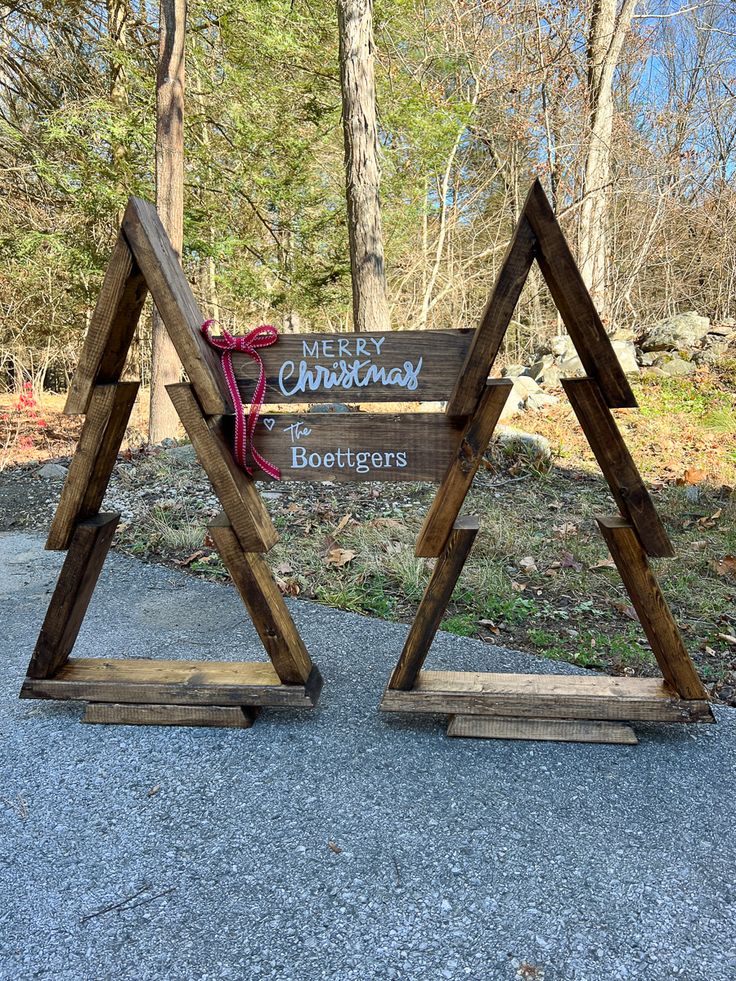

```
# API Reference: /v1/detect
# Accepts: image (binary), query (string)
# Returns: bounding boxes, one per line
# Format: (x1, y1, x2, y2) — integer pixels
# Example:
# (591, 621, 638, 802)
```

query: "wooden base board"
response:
(21, 658, 323, 709)
(82, 703, 259, 728)
(381, 671, 715, 724)
(447, 714, 638, 744)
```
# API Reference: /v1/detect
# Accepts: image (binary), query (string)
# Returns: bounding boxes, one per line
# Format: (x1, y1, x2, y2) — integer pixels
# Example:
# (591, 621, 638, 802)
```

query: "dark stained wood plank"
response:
(247, 410, 465, 483)
(524, 179, 637, 408)
(122, 196, 230, 415)
(388, 517, 479, 691)
(596, 515, 709, 701)
(26, 514, 120, 680)
(379, 670, 714, 723)
(83, 703, 258, 728)
(446, 215, 536, 416)
(208, 514, 314, 685)
(47, 383, 139, 551)
(446, 715, 638, 744)
(21, 658, 324, 708)
(233, 329, 474, 404)
(416, 380, 510, 557)
(563, 377, 673, 557)
(166, 383, 277, 552)
(65, 235, 148, 415)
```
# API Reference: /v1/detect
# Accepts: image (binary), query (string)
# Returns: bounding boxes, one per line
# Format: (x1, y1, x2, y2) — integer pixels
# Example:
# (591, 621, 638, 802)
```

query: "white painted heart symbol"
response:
(262, 417, 276, 431)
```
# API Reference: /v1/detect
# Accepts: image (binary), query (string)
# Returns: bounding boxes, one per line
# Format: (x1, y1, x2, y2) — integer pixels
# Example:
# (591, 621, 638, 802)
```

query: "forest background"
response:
(1, 0, 735, 392)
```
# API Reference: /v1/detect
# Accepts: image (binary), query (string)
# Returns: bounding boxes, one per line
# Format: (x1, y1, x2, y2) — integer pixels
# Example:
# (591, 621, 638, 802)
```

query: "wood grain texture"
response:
(446, 715, 638, 744)
(388, 517, 480, 691)
(446, 216, 536, 416)
(26, 514, 119, 680)
(167, 383, 277, 552)
(64, 235, 148, 415)
(122, 196, 229, 415)
(21, 658, 324, 708)
(232, 329, 474, 404)
(380, 670, 714, 722)
(47, 383, 139, 551)
(83, 703, 258, 728)
(596, 515, 709, 701)
(247, 411, 465, 483)
(208, 514, 314, 685)
(563, 378, 673, 557)
(524, 179, 636, 409)
(416, 380, 510, 557)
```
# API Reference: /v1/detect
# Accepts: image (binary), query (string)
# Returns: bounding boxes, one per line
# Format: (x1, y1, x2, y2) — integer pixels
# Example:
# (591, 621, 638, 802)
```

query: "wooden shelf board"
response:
(21, 659, 322, 708)
(380, 670, 714, 723)
(82, 703, 259, 728)
(447, 715, 638, 744)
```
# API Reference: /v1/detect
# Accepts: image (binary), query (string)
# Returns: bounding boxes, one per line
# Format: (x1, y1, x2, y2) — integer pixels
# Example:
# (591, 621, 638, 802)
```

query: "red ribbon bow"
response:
(200, 319, 281, 480)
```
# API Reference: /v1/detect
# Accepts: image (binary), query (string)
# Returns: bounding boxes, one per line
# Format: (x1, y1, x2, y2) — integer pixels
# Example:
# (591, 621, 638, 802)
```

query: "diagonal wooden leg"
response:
(563, 378, 673, 557)
(416, 381, 510, 557)
(446, 217, 536, 416)
(167, 383, 277, 553)
(207, 513, 315, 685)
(523, 179, 636, 408)
(64, 235, 148, 415)
(389, 517, 479, 691)
(596, 515, 708, 701)
(47, 383, 139, 551)
(27, 514, 120, 680)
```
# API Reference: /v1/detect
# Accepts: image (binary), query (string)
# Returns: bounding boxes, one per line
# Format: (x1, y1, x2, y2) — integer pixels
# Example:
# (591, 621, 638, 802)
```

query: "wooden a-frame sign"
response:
(21, 180, 714, 741)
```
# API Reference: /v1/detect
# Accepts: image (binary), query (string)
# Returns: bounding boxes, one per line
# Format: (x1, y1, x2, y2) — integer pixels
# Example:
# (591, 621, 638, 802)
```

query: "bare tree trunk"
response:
(149, 0, 185, 444)
(337, 0, 390, 332)
(578, 0, 636, 320)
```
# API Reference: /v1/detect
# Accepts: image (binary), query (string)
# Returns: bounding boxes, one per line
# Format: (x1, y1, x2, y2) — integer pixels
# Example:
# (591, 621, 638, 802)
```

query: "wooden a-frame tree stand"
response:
(379, 180, 714, 744)
(21, 181, 714, 741)
(20, 197, 322, 728)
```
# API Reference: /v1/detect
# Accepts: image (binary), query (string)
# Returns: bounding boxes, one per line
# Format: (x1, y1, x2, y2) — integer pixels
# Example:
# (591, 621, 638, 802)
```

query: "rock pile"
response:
(498, 310, 735, 418)
(638, 311, 736, 375)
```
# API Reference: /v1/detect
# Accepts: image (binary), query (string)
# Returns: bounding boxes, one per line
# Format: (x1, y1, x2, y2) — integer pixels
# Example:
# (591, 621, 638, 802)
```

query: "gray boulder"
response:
(495, 426, 552, 461)
(499, 375, 542, 420)
(659, 358, 697, 377)
(557, 353, 585, 376)
(36, 462, 67, 480)
(641, 311, 711, 352)
(611, 339, 639, 374)
(526, 391, 559, 412)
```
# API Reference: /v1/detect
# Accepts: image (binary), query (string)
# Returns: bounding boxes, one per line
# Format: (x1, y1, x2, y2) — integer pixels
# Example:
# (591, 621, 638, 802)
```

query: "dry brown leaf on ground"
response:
(553, 522, 578, 538)
(717, 633, 736, 646)
(173, 550, 208, 567)
(611, 600, 639, 621)
(324, 547, 356, 568)
(678, 468, 708, 485)
(334, 513, 353, 535)
(698, 509, 722, 529)
(711, 555, 736, 578)
(328, 841, 343, 854)
(517, 556, 537, 573)
(590, 557, 616, 570)
(275, 561, 294, 575)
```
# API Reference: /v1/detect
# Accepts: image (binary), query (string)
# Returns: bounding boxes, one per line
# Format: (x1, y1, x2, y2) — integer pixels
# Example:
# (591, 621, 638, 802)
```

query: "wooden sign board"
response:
(235, 412, 466, 483)
(232, 329, 474, 404)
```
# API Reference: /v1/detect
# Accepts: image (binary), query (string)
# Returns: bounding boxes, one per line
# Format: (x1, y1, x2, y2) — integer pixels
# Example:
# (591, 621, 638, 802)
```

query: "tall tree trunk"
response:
(578, 0, 636, 320)
(149, 0, 185, 444)
(337, 0, 389, 332)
